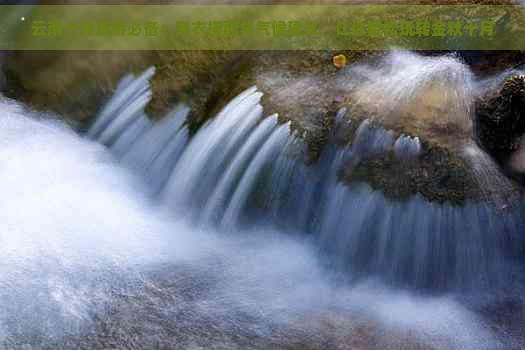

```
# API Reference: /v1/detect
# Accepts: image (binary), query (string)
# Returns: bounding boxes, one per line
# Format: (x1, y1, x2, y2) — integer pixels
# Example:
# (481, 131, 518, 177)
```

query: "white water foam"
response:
(0, 86, 504, 348)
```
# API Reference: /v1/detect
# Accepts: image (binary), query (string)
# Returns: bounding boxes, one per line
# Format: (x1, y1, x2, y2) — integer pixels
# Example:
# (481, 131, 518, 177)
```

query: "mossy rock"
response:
(344, 143, 479, 205)
(5, 44, 525, 206)
(476, 74, 525, 165)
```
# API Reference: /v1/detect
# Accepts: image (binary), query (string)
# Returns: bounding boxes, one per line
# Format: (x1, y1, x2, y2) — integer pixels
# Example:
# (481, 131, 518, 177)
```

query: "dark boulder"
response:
(476, 74, 525, 166)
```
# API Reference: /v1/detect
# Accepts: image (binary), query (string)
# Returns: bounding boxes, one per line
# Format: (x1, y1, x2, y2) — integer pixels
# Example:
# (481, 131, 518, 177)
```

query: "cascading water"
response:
(341, 51, 475, 135)
(88, 55, 525, 292)
(2, 51, 525, 349)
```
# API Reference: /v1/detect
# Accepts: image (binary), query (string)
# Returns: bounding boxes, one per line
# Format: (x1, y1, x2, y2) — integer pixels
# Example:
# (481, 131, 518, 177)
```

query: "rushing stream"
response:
(1, 52, 525, 349)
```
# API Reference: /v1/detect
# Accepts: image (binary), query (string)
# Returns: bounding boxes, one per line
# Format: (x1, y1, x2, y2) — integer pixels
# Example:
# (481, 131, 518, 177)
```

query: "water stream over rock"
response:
(88, 62, 525, 292)
(1, 52, 525, 349)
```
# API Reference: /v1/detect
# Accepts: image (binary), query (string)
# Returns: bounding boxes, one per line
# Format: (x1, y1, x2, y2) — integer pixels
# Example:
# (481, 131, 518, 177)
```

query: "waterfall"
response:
(463, 143, 519, 209)
(394, 134, 421, 161)
(87, 65, 525, 292)
(0, 65, 515, 349)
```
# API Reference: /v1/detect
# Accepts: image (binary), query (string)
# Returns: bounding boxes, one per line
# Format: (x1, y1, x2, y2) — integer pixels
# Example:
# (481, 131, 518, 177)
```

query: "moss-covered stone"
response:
(344, 143, 480, 205)
(476, 74, 525, 165)
(4, 44, 525, 206)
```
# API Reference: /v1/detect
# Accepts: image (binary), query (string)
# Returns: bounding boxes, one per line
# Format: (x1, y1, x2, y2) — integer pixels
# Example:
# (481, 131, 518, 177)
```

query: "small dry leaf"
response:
(332, 54, 347, 69)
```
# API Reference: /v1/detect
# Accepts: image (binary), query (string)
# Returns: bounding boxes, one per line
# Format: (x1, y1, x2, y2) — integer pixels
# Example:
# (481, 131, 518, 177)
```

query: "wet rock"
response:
(0, 70, 5, 92)
(344, 141, 478, 205)
(476, 74, 525, 167)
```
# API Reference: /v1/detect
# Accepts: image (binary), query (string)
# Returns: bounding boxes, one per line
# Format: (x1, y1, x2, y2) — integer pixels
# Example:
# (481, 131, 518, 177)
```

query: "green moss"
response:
(186, 52, 256, 134)
(345, 145, 478, 205)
